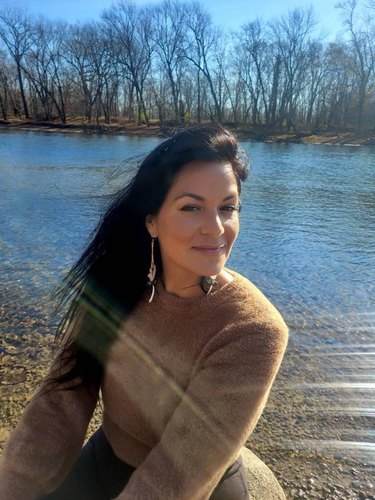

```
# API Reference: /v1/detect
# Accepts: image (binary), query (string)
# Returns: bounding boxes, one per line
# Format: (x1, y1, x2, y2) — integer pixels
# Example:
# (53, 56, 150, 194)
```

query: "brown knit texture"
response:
(0, 269, 288, 500)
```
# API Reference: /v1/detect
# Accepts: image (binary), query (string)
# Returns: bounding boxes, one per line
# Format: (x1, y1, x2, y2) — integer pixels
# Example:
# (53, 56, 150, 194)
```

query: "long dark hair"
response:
(49, 124, 249, 391)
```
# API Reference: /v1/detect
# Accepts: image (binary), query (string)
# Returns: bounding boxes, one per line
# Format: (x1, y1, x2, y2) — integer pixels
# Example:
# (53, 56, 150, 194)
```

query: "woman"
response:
(0, 125, 288, 499)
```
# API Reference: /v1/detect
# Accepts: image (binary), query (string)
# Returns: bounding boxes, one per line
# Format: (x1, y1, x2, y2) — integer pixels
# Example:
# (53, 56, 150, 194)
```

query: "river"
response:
(0, 129, 374, 498)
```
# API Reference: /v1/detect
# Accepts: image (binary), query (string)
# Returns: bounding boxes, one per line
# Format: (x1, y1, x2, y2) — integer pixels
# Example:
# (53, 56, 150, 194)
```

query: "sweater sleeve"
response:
(0, 316, 100, 500)
(116, 319, 289, 500)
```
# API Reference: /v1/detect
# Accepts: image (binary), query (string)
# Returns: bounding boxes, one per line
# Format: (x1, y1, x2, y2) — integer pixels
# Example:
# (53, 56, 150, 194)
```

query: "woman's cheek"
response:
(174, 214, 200, 234)
(226, 215, 240, 233)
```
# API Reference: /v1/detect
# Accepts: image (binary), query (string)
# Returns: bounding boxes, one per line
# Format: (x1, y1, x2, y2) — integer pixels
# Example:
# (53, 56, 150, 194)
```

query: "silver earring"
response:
(147, 237, 157, 303)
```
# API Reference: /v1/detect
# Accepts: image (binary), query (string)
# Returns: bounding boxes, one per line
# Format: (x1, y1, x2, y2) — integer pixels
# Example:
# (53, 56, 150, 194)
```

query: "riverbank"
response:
(2, 119, 375, 146)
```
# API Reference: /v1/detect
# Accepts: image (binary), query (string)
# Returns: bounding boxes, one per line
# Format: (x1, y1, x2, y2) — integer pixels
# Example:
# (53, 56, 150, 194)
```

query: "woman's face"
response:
(146, 161, 240, 293)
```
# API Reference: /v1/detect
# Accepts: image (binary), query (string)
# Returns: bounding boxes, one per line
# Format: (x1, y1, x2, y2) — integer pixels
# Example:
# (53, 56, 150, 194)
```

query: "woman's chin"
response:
(197, 261, 226, 278)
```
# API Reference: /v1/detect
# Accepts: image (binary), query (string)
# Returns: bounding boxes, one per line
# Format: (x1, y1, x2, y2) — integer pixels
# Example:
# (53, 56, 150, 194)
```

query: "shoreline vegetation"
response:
(2, 119, 375, 146)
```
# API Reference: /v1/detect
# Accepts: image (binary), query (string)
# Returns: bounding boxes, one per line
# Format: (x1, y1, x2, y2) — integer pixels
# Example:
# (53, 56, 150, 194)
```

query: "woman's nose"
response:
(200, 211, 224, 236)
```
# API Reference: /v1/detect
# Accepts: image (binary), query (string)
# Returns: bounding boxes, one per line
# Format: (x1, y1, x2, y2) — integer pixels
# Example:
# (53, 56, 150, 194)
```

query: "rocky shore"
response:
(1, 319, 374, 499)
(0, 312, 104, 448)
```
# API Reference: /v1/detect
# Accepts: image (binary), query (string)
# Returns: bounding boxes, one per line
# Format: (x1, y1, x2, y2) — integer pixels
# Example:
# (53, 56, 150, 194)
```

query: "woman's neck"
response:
(161, 269, 233, 298)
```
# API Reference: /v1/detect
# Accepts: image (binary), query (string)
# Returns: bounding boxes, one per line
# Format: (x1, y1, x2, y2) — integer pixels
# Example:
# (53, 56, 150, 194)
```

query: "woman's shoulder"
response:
(222, 268, 288, 333)
(195, 270, 288, 366)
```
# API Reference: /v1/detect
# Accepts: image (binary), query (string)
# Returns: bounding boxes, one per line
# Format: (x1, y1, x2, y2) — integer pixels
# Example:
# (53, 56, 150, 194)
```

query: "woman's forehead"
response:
(170, 161, 238, 191)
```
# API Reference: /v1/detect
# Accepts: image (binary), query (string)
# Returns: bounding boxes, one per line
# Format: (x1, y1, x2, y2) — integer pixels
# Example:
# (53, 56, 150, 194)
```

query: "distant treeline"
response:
(0, 0, 374, 132)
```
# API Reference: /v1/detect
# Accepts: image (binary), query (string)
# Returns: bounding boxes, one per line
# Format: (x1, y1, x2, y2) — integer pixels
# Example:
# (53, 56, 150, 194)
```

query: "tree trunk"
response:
(16, 61, 29, 119)
(270, 55, 281, 126)
(0, 92, 7, 120)
(197, 68, 201, 123)
(357, 81, 366, 130)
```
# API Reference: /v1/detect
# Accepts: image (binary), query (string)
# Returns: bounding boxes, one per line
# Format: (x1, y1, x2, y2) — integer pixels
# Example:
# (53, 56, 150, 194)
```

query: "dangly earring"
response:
(147, 237, 157, 303)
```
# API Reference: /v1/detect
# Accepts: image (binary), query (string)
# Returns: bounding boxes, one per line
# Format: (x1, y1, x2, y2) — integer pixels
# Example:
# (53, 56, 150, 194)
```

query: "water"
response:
(0, 129, 374, 494)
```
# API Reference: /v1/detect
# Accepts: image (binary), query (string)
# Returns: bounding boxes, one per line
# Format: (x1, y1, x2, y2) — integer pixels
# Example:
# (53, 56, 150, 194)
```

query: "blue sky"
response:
(1, 0, 344, 40)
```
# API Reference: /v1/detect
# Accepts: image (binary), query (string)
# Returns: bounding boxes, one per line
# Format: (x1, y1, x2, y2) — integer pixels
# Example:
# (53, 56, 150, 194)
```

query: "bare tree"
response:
(0, 7, 35, 118)
(323, 41, 356, 128)
(148, 0, 186, 123)
(304, 41, 327, 126)
(0, 48, 11, 119)
(46, 21, 69, 124)
(22, 18, 62, 120)
(183, 2, 223, 122)
(210, 36, 232, 123)
(102, 1, 153, 125)
(233, 42, 261, 127)
(235, 20, 275, 127)
(269, 7, 318, 131)
(62, 23, 103, 123)
(11, 16, 69, 122)
(82, 22, 119, 124)
(0, 0, 373, 131)
(336, 0, 375, 128)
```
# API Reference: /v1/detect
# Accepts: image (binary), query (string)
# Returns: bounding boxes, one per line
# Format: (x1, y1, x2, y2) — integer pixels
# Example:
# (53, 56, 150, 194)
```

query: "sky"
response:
(0, 0, 345, 41)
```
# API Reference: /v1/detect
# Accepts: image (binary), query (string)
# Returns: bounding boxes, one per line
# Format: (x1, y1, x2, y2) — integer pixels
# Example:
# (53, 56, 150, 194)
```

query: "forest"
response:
(0, 0, 374, 134)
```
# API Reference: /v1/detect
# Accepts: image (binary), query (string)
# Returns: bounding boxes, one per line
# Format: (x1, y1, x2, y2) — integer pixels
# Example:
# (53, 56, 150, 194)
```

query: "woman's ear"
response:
(145, 214, 158, 238)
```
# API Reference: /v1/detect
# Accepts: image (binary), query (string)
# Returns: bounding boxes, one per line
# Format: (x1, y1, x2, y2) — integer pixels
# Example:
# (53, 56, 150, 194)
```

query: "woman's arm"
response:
(0, 315, 100, 500)
(116, 319, 289, 500)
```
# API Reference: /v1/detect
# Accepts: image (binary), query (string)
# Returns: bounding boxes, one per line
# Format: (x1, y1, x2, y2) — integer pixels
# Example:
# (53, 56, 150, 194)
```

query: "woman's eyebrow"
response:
(173, 193, 238, 202)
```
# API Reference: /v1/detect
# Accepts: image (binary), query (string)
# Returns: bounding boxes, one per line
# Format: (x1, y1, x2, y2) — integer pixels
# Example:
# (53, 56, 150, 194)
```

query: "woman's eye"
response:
(221, 205, 239, 212)
(180, 205, 201, 212)
(180, 204, 240, 212)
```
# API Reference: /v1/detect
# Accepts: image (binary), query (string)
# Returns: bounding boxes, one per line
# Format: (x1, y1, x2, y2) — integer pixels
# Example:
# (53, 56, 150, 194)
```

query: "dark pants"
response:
(39, 427, 249, 499)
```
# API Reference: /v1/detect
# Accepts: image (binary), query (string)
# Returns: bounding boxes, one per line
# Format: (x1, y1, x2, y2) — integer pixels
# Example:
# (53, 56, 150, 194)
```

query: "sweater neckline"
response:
(147, 268, 244, 314)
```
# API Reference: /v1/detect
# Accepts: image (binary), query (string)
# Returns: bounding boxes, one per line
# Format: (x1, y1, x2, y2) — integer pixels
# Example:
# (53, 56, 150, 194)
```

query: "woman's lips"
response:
(192, 245, 226, 255)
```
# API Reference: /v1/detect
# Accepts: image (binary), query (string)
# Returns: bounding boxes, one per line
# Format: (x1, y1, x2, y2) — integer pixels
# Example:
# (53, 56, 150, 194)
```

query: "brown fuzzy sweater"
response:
(0, 269, 289, 499)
